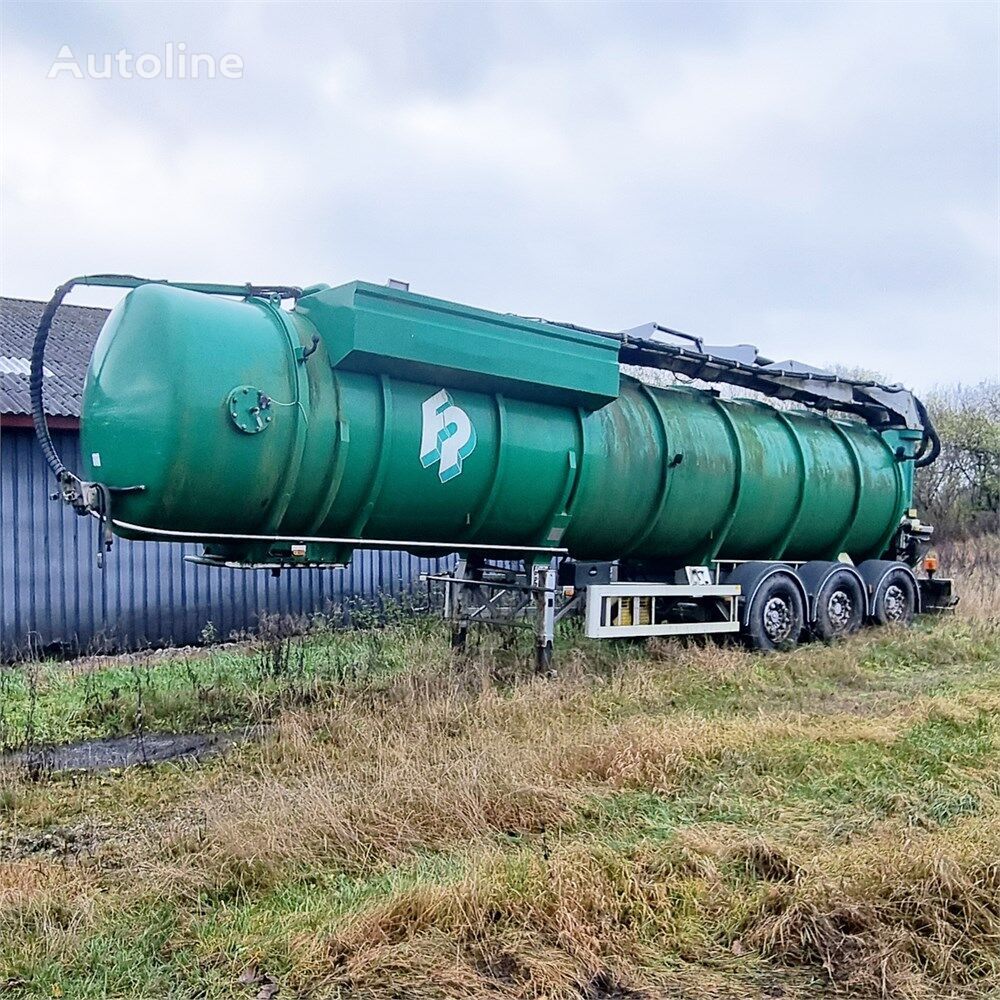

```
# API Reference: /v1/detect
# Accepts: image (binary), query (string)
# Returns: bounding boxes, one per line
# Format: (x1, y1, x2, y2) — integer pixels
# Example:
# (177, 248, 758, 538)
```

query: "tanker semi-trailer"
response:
(31, 274, 954, 666)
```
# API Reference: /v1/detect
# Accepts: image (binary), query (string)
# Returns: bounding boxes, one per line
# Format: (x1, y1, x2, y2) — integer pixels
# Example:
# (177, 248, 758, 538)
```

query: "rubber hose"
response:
(32, 275, 303, 486)
(913, 396, 941, 468)
(31, 279, 79, 482)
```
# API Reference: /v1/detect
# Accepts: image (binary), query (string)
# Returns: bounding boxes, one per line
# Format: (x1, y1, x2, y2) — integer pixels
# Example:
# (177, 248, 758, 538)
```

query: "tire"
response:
(812, 568, 865, 641)
(743, 572, 805, 652)
(870, 567, 917, 626)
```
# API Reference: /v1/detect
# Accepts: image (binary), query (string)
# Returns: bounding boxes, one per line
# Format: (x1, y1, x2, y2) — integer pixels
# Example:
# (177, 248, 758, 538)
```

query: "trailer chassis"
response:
(426, 555, 955, 671)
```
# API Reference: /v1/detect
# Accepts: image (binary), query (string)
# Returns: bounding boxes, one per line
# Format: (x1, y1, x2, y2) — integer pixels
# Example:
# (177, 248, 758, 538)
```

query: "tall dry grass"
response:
(99, 624, 994, 997)
(939, 532, 1000, 619)
(143, 629, 1000, 893)
(3, 550, 1000, 998)
(315, 818, 1000, 999)
(154, 692, 915, 889)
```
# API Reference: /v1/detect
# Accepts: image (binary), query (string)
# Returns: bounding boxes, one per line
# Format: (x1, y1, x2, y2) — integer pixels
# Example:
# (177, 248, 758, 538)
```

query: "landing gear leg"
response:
(532, 561, 556, 674)
(536, 640, 553, 674)
(448, 557, 472, 653)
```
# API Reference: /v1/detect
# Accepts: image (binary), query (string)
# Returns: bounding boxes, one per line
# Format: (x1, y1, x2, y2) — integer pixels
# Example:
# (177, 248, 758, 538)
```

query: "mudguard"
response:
(797, 560, 869, 620)
(724, 561, 808, 626)
(856, 560, 921, 614)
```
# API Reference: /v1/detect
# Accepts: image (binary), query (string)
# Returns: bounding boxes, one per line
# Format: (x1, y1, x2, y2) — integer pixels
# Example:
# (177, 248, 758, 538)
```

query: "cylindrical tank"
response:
(80, 282, 918, 568)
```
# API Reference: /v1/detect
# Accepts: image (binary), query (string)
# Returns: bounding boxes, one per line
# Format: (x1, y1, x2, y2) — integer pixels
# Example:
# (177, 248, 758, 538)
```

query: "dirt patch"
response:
(577, 971, 649, 998)
(3, 729, 249, 774)
(474, 950, 529, 986)
(0, 822, 126, 862)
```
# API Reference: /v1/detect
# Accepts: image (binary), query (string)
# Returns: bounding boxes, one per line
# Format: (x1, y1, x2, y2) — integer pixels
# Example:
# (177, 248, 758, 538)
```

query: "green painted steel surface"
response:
(295, 281, 621, 409)
(80, 282, 919, 567)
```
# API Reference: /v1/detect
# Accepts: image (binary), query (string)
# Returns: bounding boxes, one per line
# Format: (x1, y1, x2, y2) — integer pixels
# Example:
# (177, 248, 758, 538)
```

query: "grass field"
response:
(1, 544, 998, 999)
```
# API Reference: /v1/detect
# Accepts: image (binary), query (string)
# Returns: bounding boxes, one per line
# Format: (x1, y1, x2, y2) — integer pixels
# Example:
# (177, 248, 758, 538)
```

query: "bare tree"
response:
(916, 382, 1000, 539)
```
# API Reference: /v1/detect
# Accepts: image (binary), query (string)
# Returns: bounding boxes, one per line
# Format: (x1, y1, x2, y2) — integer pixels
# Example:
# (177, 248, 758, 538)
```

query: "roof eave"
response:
(0, 413, 80, 430)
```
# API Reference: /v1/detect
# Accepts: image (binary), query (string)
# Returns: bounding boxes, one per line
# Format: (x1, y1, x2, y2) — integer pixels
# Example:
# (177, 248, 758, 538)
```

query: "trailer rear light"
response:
(923, 551, 939, 575)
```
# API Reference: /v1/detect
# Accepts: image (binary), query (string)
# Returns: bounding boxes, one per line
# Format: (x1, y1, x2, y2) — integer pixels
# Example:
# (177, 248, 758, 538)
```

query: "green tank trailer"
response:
(32, 274, 954, 667)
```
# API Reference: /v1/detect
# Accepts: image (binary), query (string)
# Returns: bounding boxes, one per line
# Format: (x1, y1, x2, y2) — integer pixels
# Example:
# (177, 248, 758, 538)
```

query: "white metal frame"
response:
(584, 583, 741, 639)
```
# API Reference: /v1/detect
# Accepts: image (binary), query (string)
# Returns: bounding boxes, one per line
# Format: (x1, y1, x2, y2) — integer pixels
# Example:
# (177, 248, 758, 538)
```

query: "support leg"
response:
(447, 558, 469, 652)
(532, 561, 556, 674)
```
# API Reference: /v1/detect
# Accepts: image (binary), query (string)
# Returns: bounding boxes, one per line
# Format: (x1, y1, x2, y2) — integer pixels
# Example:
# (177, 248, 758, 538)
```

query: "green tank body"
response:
(80, 281, 919, 567)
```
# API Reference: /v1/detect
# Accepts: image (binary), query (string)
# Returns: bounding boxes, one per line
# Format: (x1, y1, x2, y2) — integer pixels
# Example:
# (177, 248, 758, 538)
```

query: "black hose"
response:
(31, 274, 304, 488)
(31, 279, 80, 482)
(913, 396, 942, 468)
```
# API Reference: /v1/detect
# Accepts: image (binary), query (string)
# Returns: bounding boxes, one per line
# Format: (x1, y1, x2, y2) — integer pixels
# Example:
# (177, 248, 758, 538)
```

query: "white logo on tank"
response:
(420, 389, 477, 483)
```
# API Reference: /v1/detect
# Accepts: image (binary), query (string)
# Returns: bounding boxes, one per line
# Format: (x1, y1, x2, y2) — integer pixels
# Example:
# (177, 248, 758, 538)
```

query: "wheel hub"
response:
(883, 583, 907, 622)
(763, 596, 794, 642)
(827, 589, 854, 631)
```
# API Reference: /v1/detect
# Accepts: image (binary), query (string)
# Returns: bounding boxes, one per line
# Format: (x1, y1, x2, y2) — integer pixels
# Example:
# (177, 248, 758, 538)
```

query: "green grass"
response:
(2, 615, 996, 752)
(3, 615, 1000, 998)
(0, 621, 441, 750)
(585, 709, 999, 844)
(7, 858, 475, 999)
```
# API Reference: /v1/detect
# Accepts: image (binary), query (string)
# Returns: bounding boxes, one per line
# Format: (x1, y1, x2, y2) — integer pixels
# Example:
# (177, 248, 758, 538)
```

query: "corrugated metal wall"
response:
(1, 427, 451, 658)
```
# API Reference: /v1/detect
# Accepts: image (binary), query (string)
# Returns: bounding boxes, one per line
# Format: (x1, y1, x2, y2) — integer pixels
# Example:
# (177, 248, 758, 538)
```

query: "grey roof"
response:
(0, 297, 109, 417)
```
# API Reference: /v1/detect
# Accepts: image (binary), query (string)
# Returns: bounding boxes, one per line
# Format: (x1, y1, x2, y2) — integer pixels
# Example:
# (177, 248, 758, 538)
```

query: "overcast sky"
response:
(2, 1, 997, 390)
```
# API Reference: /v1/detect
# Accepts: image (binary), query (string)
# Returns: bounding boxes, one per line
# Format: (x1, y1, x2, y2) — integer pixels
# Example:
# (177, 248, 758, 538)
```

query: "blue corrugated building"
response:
(0, 297, 444, 659)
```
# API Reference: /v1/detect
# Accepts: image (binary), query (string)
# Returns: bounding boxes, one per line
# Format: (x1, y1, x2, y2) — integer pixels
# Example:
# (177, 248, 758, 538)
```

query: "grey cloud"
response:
(1, 1, 996, 390)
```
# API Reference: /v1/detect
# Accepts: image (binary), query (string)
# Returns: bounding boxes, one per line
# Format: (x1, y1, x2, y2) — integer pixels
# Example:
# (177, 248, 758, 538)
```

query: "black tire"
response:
(870, 567, 917, 626)
(743, 572, 805, 652)
(812, 569, 865, 641)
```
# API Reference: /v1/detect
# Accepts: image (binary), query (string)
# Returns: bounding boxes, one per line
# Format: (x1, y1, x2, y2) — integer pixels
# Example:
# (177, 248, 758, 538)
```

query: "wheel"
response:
(812, 568, 865, 640)
(743, 572, 805, 652)
(870, 567, 917, 626)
